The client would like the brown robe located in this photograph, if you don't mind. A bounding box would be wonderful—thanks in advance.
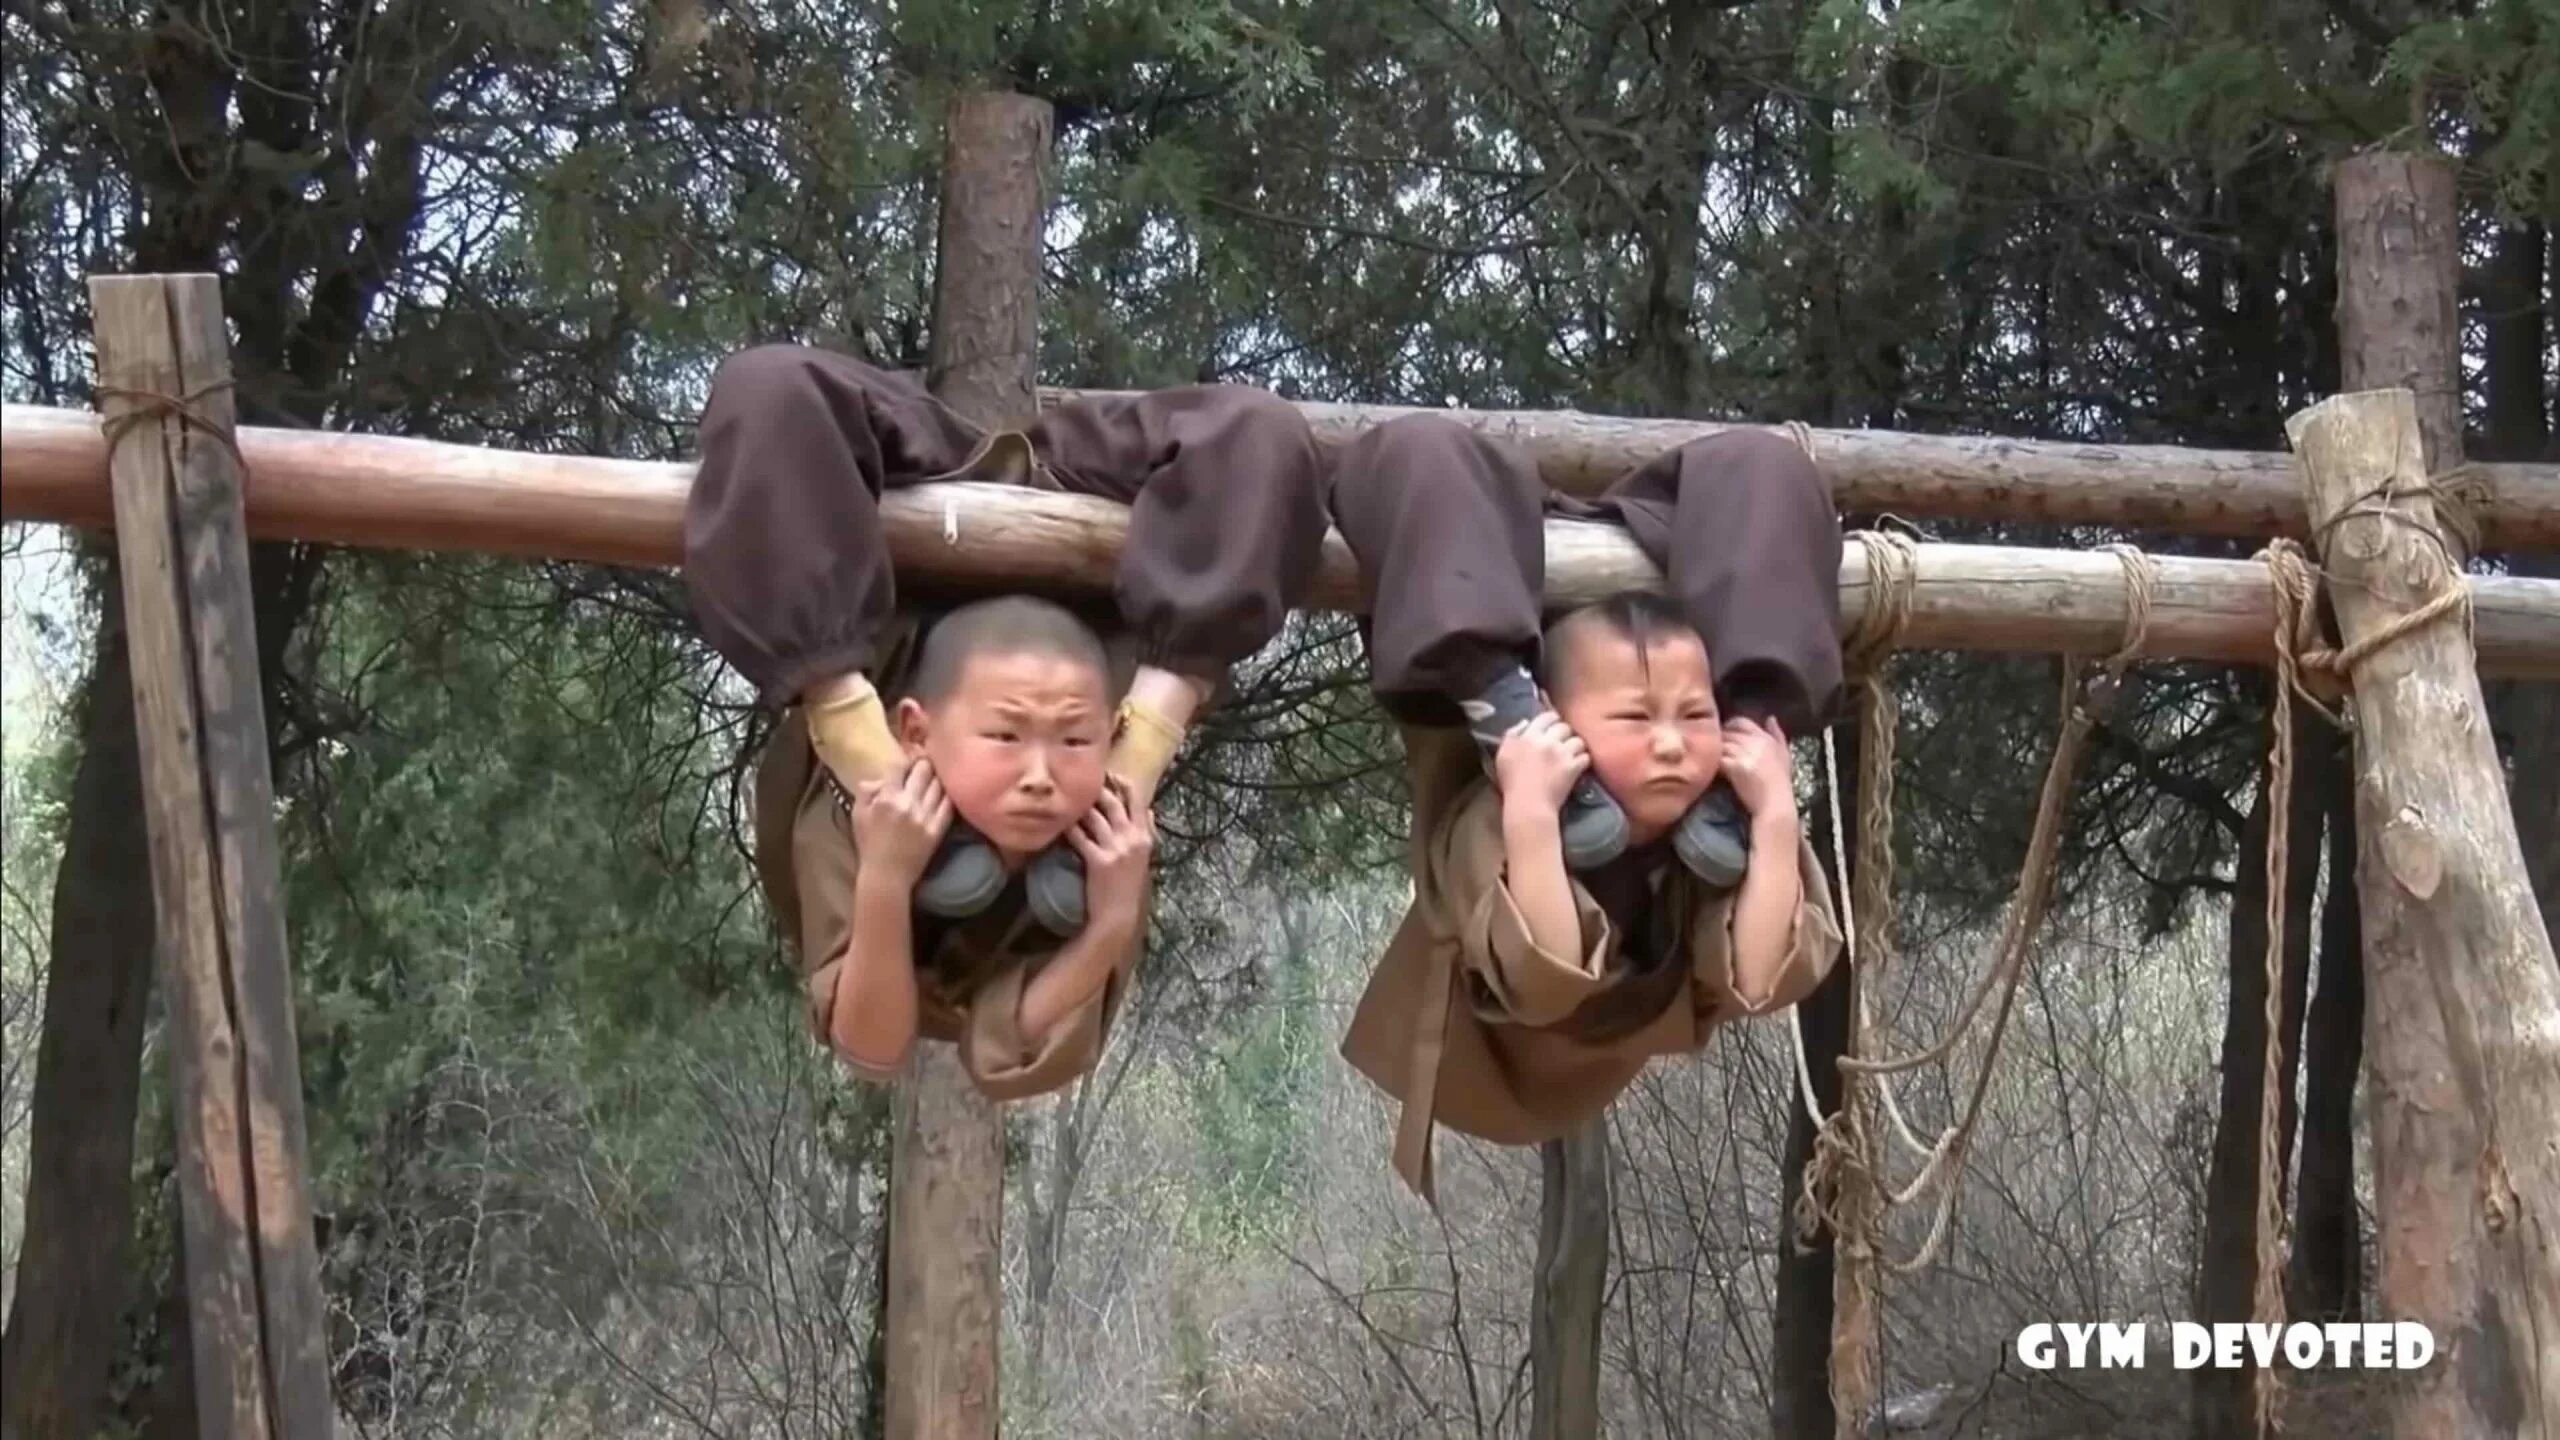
[1339,725,1844,1201]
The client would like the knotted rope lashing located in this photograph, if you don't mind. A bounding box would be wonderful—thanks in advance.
[2285,466,2479,689]
[96,380,246,471]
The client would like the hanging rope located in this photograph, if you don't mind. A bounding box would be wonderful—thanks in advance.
[1787,530,1926,1146]
[1797,535,2153,1398]
[1845,536,1969,1181]
[1811,528,1916,1438]
[2248,542,2312,1440]
[1793,484,2468,1436]
[1791,532,2165,1436]
[1843,546,2155,1083]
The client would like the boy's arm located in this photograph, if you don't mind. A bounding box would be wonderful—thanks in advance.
[1501,798,1587,968]
[814,759,949,1072]
[1725,809,1807,1010]
[1488,710,1599,977]
[1441,788,1614,1027]
[1016,783,1154,1052]
[1017,909,1139,1044]
[1714,716,1838,1013]
[828,866,922,1071]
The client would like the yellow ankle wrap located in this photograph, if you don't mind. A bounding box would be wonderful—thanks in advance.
[806,675,904,789]
[1107,698,1187,798]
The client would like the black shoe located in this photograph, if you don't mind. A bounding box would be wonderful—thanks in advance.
[1025,843,1086,935]
[913,824,1007,918]
[1672,781,1752,889]
[1459,664,1628,871]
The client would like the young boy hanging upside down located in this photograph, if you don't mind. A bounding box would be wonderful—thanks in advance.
[1328,416,1848,1200]
[686,347,1325,1098]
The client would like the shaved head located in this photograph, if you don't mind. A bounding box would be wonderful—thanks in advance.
[1542,591,1701,701]
[907,596,1113,707]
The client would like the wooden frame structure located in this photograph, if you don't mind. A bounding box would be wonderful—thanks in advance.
[2,102,2555,1440]
[9,407,2560,677]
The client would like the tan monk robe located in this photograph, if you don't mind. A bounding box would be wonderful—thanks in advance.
[1340,724,1843,1201]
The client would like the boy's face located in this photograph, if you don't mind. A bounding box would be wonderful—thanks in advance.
[1550,627,1720,840]
[898,649,1112,861]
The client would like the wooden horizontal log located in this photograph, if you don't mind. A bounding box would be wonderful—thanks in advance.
[7,403,2558,676]
[1047,389,2560,550]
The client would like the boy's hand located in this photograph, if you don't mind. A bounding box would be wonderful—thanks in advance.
[1719,717,1796,821]
[850,758,953,887]
[1067,780,1155,927]
[1495,711,1590,813]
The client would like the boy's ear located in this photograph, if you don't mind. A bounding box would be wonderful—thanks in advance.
[894,696,932,751]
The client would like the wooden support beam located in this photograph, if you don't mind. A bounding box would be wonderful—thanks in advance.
[2292,388,2560,1438]
[1047,390,2560,550]
[89,274,333,1439]
[14,398,2560,559]
[882,89,1050,1440]
[8,405,2559,677]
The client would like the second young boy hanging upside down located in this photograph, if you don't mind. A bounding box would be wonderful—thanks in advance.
[1329,416,1848,1200]
[686,346,1326,1099]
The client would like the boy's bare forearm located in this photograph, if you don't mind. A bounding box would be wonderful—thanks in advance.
[1728,809,1805,1007]
[835,869,922,1065]
[1501,800,1585,964]
[1019,908,1139,1044]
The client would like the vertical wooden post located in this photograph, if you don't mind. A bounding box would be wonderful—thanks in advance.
[2288,387,2560,1437]
[2314,148,2560,1440]
[884,90,1053,1440]
[1529,1119,1609,1440]
[89,274,334,1440]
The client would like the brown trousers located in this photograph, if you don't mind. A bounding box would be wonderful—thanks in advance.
[686,346,1329,708]
[1326,415,1844,736]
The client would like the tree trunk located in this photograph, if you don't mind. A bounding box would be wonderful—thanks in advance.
[1772,974,1852,1439]
[2480,219,2548,462]
[863,1178,891,1440]
[2190,700,2319,1440]
[1531,1116,1610,1440]
[4,527,314,1440]
[2496,547,2560,949]
[1625,1,1713,419]
[1771,736,1856,1440]
[133,1161,201,1440]
[0,577,157,1440]
[2328,152,2560,1439]
[2478,218,2556,945]
[883,88,1053,1440]
[2288,726,2364,1323]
